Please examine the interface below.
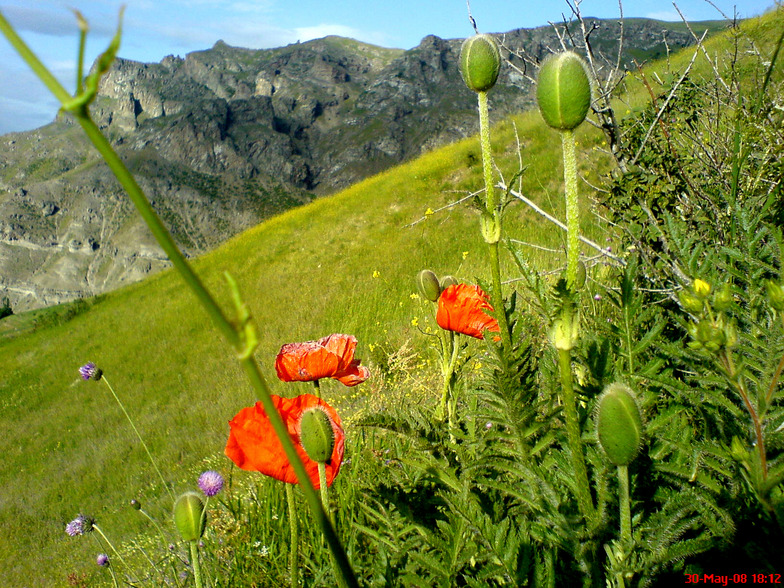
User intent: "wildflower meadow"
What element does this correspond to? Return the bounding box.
[1,2,783,587]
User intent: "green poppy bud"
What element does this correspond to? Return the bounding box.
[460,34,501,93]
[536,52,592,131]
[299,407,336,464]
[596,383,643,466]
[173,492,205,542]
[417,270,442,302]
[440,275,459,290]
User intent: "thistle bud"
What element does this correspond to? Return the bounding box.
[596,383,643,466]
[713,284,733,312]
[440,275,459,290]
[460,34,501,93]
[416,270,442,302]
[299,407,336,464]
[536,52,592,131]
[766,280,784,311]
[173,492,205,542]
[678,289,704,314]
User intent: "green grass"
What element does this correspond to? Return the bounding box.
[0,7,781,585]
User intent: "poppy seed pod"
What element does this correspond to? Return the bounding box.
[417,269,442,302]
[536,52,592,131]
[173,492,205,542]
[299,407,336,464]
[596,383,643,466]
[460,34,501,93]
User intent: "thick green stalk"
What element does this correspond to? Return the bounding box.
[477,91,513,352]
[561,129,580,291]
[618,465,632,547]
[285,484,299,588]
[557,348,595,522]
[189,541,204,588]
[102,377,174,502]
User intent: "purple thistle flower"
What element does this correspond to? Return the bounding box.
[79,362,102,381]
[198,470,224,497]
[96,553,109,567]
[65,514,93,537]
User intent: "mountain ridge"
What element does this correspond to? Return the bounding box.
[0,17,726,311]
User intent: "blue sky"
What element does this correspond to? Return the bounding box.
[0,0,776,135]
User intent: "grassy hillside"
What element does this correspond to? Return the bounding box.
[0,7,782,584]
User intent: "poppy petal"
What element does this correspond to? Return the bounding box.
[436,284,500,339]
[225,395,345,488]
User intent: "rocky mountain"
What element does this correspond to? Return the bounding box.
[0,18,726,311]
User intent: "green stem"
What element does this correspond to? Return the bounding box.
[477,90,513,352]
[618,465,632,547]
[318,462,331,524]
[561,129,580,291]
[92,524,131,572]
[102,377,174,502]
[285,484,299,588]
[189,540,203,588]
[557,348,595,522]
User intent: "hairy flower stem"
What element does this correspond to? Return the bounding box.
[438,331,460,442]
[189,541,204,588]
[101,376,174,502]
[618,465,632,547]
[557,348,595,522]
[285,484,299,588]
[561,129,580,291]
[477,91,512,352]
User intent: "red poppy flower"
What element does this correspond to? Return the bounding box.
[275,333,369,387]
[225,394,344,488]
[436,283,501,340]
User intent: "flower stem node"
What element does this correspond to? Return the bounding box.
[416,269,442,302]
[549,313,579,351]
[173,492,205,543]
[459,34,501,93]
[536,52,592,131]
[479,211,501,244]
[596,383,643,467]
[299,407,336,464]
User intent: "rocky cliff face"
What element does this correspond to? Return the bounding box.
[0,19,721,311]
